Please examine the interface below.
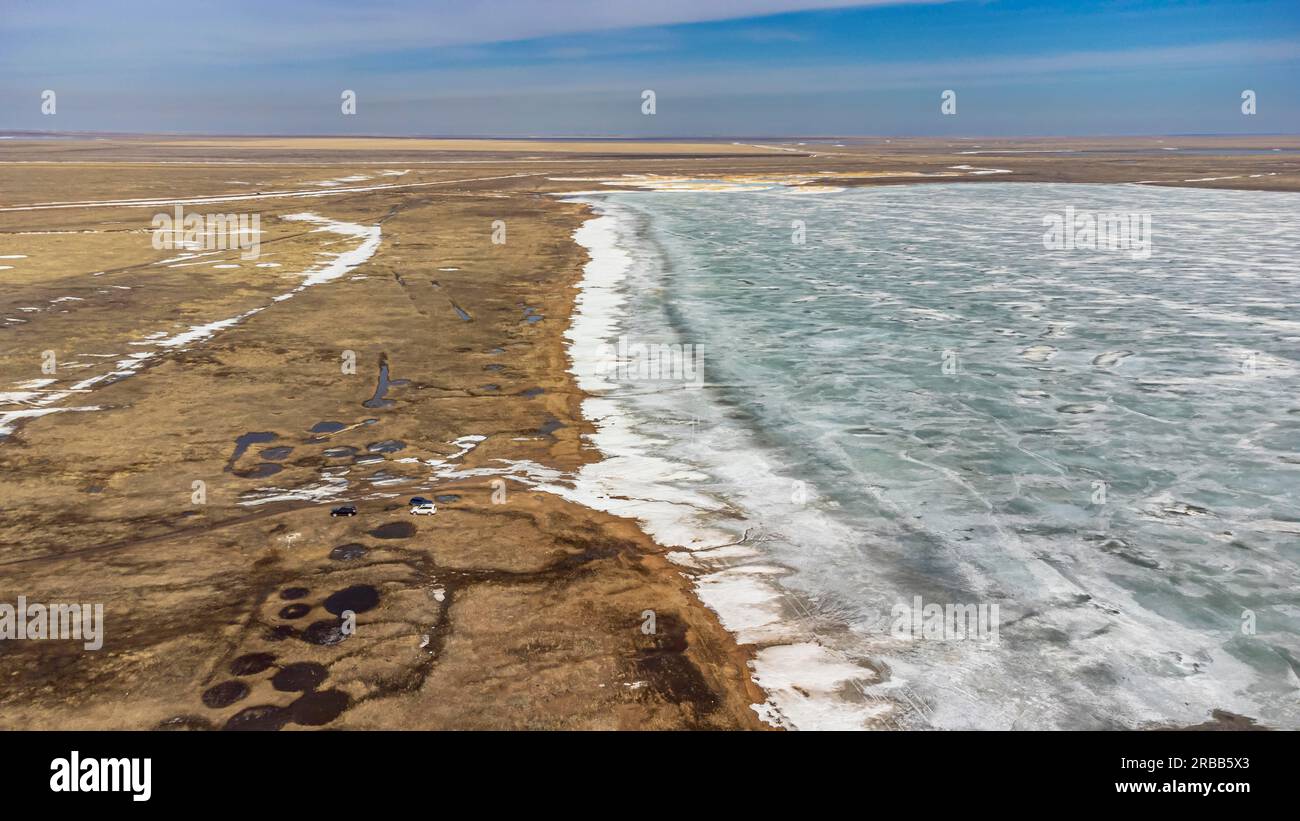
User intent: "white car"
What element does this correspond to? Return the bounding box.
[410,503,437,516]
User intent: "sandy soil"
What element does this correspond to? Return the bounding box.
[0,135,1295,730]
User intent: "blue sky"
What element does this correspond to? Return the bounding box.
[1,0,1296,135]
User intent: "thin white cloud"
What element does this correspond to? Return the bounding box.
[673,37,1300,92]
[258,36,1300,97]
[0,0,942,68]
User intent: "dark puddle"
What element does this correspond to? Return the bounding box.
[364,364,396,408]
[324,584,380,615]
[369,521,415,539]
[264,624,297,642]
[434,494,460,504]
[363,356,410,409]
[302,619,347,646]
[280,587,310,600]
[329,543,368,561]
[538,418,565,436]
[202,680,249,708]
[521,387,545,398]
[234,463,282,479]
[484,363,505,372]
[223,705,290,731]
[226,431,278,470]
[290,689,350,726]
[352,454,385,465]
[260,446,294,460]
[311,421,348,434]
[230,652,277,676]
[278,603,311,620]
[449,300,472,322]
[323,445,358,458]
[367,439,406,454]
[271,661,328,692]
[479,384,500,392]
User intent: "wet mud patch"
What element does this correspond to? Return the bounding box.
[223,705,290,731]
[272,661,328,692]
[230,652,277,676]
[201,680,249,708]
[301,619,348,646]
[369,521,415,539]
[265,624,297,642]
[290,689,351,726]
[234,462,282,479]
[324,584,380,615]
[632,614,719,719]
[329,543,368,561]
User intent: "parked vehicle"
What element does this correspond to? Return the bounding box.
[408,497,433,507]
[330,505,358,517]
[410,503,437,516]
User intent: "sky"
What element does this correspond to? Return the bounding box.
[1,0,1297,136]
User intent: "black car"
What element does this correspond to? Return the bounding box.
[330,505,358,517]
[408,497,433,507]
